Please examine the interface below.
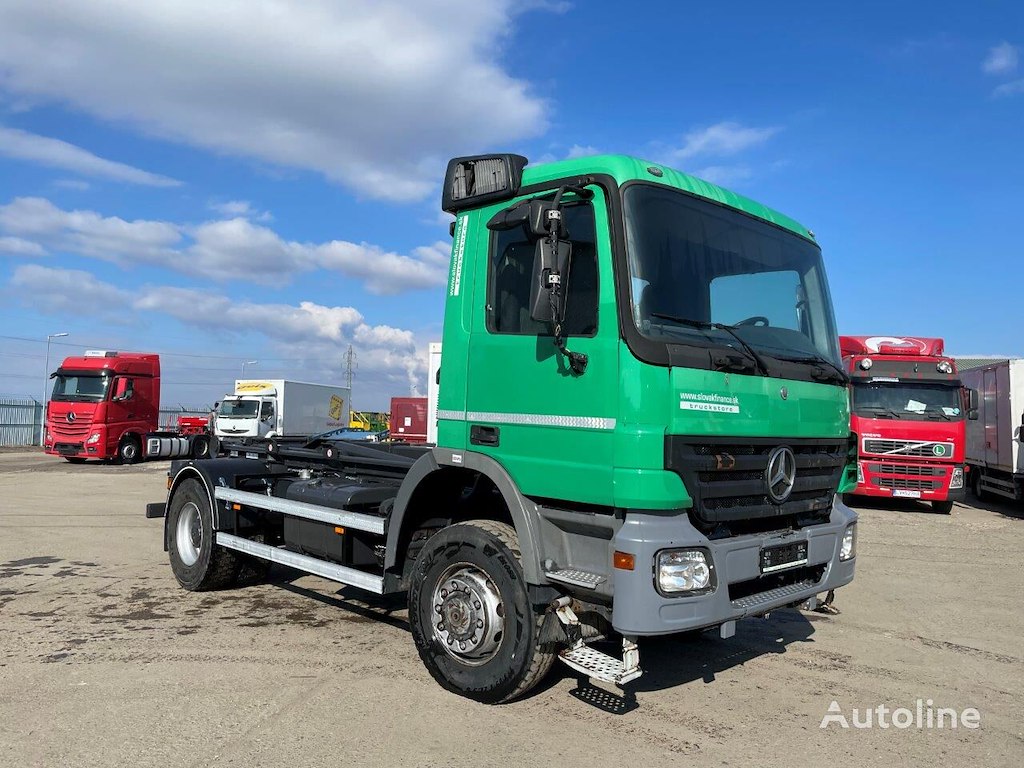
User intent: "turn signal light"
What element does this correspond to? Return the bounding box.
[613,551,635,571]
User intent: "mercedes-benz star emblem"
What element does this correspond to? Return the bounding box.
[66,412,76,423]
[765,446,796,504]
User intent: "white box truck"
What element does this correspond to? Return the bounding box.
[215,380,351,441]
[962,359,1024,503]
[426,342,442,445]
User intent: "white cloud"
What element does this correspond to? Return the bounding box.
[982,42,1019,75]
[0,126,181,187]
[0,236,47,256]
[208,200,272,222]
[993,79,1024,97]
[669,122,780,161]
[566,144,601,159]
[11,263,427,397]
[0,1,549,202]
[0,196,449,294]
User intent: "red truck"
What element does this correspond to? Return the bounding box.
[841,336,978,514]
[44,350,213,464]
[388,396,427,443]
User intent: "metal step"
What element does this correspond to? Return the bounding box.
[216,532,384,593]
[559,644,642,686]
[214,487,385,535]
[545,568,606,590]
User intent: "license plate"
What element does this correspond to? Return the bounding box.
[893,489,922,498]
[760,541,808,573]
[245,452,259,460]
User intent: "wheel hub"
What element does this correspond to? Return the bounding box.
[432,565,504,664]
[176,501,202,566]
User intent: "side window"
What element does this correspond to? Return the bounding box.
[260,401,275,421]
[112,377,134,401]
[486,203,599,336]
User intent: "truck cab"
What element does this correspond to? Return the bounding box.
[215,394,277,440]
[152,153,859,703]
[841,336,977,514]
[45,350,160,463]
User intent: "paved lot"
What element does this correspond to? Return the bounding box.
[1,450,1021,767]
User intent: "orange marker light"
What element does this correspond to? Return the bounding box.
[334,526,346,535]
[232,503,241,511]
[613,551,635,571]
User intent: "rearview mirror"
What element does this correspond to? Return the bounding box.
[487,199,559,239]
[968,387,979,420]
[529,239,571,323]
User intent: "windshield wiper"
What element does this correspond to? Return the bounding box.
[769,352,849,385]
[859,406,902,419]
[649,313,770,376]
[925,409,953,420]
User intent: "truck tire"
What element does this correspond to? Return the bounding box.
[167,478,240,591]
[118,436,141,465]
[191,435,211,460]
[932,500,954,515]
[408,520,555,704]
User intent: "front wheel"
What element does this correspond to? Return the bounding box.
[118,436,141,465]
[408,520,555,704]
[932,500,954,515]
[191,435,211,460]
[167,478,240,590]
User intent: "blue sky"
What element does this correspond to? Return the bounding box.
[0,0,1021,410]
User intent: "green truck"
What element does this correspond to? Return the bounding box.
[146,153,859,703]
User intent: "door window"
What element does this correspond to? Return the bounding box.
[486,203,598,336]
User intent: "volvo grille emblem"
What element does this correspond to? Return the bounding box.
[766,446,797,504]
[66,412,76,423]
[780,386,789,400]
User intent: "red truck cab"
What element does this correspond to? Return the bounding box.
[841,336,977,514]
[44,351,160,463]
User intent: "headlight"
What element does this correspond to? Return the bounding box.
[859,358,873,370]
[87,432,101,444]
[949,466,964,490]
[936,361,953,374]
[857,461,864,483]
[840,524,857,561]
[657,549,714,594]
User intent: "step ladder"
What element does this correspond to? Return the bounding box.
[551,596,641,686]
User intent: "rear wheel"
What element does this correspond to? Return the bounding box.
[118,436,141,465]
[932,500,954,515]
[167,478,240,590]
[191,435,211,460]
[408,520,555,704]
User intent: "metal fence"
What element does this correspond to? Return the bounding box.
[0,397,42,447]
[0,400,209,447]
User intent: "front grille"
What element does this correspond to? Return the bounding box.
[51,422,91,438]
[863,439,954,458]
[868,463,945,476]
[874,477,941,491]
[665,436,847,524]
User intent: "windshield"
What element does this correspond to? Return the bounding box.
[219,399,259,418]
[51,373,109,402]
[851,382,962,420]
[624,184,841,366]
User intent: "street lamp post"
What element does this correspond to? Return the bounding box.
[40,332,69,445]
[241,360,258,378]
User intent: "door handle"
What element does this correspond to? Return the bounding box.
[470,425,500,447]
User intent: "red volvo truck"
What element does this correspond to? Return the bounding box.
[841,336,978,513]
[44,350,213,464]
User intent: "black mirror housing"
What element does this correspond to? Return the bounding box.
[529,239,571,323]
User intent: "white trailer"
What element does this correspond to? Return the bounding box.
[215,380,351,441]
[962,359,1024,502]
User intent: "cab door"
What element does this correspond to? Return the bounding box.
[464,187,618,506]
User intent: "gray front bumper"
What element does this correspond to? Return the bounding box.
[610,497,857,636]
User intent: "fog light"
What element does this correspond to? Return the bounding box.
[950,466,964,490]
[87,432,101,445]
[860,358,873,370]
[857,461,864,483]
[657,549,713,594]
[840,525,857,561]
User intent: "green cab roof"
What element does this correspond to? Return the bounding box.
[519,154,815,243]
